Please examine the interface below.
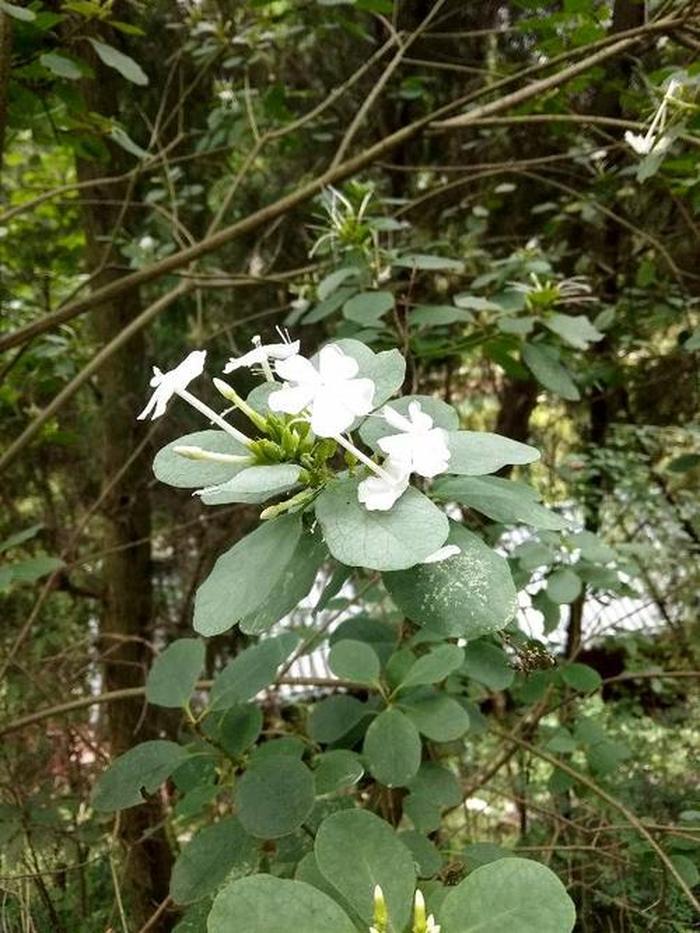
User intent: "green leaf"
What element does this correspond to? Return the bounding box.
[314,809,416,932]
[39,52,82,79]
[87,38,149,85]
[330,616,398,664]
[561,663,602,692]
[359,395,459,451]
[92,741,188,811]
[313,750,364,795]
[109,126,149,159]
[461,640,514,690]
[543,313,604,349]
[209,704,262,757]
[363,708,421,787]
[454,294,503,311]
[408,762,462,807]
[669,854,700,890]
[309,695,368,743]
[169,817,257,904]
[197,464,301,505]
[532,590,561,634]
[434,476,565,530]
[394,253,464,272]
[317,266,361,300]
[404,794,442,833]
[546,568,582,605]
[409,305,473,327]
[399,830,442,878]
[0,1,36,21]
[566,530,615,563]
[343,290,394,325]
[239,530,327,635]
[329,338,405,409]
[401,691,470,741]
[522,343,580,401]
[194,515,303,637]
[440,857,576,933]
[328,640,380,684]
[209,632,298,710]
[146,639,204,708]
[236,757,314,838]
[399,644,464,689]
[445,432,540,475]
[384,524,516,638]
[315,476,449,571]
[1,555,64,589]
[303,287,357,324]
[208,876,356,933]
[0,523,42,554]
[546,728,577,754]
[153,430,249,489]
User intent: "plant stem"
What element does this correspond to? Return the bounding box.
[176,388,252,446]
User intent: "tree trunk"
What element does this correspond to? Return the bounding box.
[76,43,173,930]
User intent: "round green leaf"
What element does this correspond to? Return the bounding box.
[208,875,356,933]
[461,640,514,691]
[314,809,416,932]
[315,477,449,571]
[92,741,188,811]
[384,524,516,638]
[408,762,462,808]
[445,431,540,476]
[153,430,249,489]
[363,708,421,787]
[401,692,470,742]
[329,640,381,684]
[236,757,314,839]
[399,830,442,878]
[313,750,364,795]
[398,644,464,689]
[343,290,394,325]
[441,857,576,932]
[309,695,368,744]
[146,639,205,708]
[209,632,298,710]
[561,663,602,692]
[546,568,582,605]
[170,817,257,904]
[434,475,565,530]
[194,515,304,637]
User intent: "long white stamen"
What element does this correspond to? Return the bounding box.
[334,432,393,483]
[176,388,252,446]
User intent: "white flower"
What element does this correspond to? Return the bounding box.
[138,235,156,251]
[358,458,410,511]
[269,344,375,437]
[624,130,654,155]
[422,544,461,564]
[377,402,451,478]
[137,350,207,421]
[223,335,300,374]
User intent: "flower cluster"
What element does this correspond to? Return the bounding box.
[137,332,455,515]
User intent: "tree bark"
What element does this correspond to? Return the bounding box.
[76,39,172,930]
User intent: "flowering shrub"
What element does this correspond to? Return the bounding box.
[90,334,577,930]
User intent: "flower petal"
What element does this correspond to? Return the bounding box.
[309,393,354,437]
[268,383,316,415]
[341,377,375,417]
[275,353,319,385]
[318,344,358,381]
[382,405,413,433]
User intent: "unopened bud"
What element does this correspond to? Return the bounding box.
[213,378,269,433]
[372,885,388,933]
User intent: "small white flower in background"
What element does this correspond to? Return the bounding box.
[624,76,684,159]
[223,334,300,374]
[422,544,461,564]
[624,131,654,155]
[217,87,236,106]
[137,350,207,421]
[138,235,156,251]
[269,344,375,437]
[358,458,410,511]
[377,402,451,478]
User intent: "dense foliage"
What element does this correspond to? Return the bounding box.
[1,1,698,931]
